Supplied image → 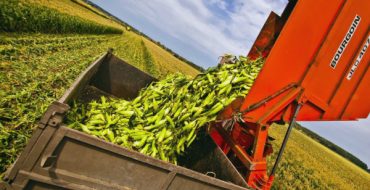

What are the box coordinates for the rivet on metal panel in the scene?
[39,101,69,129]
[48,114,64,127]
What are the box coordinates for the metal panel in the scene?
[301,0,370,120]
[342,63,370,119]
[240,0,346,122]
[168,175,224,190]
[7,126,247,190]
[90,55,157,100]
[239,0,369,122]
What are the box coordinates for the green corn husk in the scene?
[65,55,264,164]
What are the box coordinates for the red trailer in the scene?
[210,0,370,189]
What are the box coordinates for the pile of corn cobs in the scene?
[66,55,263,164]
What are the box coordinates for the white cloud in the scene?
[103,0,288,67]
[207,0,227,10]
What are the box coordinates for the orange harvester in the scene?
[210,0,370,189]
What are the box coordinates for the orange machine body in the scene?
[210,0,369,189]
[245,0,369,123]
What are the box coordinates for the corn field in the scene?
[0,0,122,34]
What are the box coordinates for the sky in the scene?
[90,0,370,167]
[90,0,288,68]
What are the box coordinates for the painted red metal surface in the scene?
[211,0,370,189]
[244,0,369,122]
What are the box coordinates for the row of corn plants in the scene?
[113,33,159,75]
[0,0,122,34]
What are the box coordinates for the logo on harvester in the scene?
[330,15,361,69]
[347,34,370,80]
